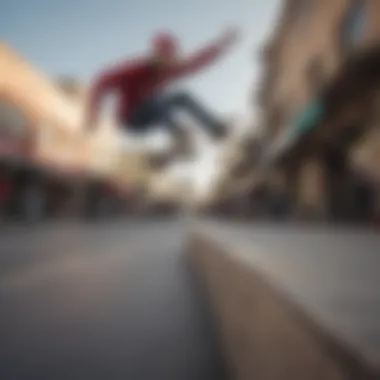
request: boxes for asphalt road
[200,219,380,366]
[1,217,379,378]
[0,218,227,380]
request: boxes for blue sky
[1,0,280,116]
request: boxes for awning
[293,99,325,134]
[262,99,326,165]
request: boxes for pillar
[295,156,328,220]
[323,147,352,222]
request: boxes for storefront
[0,98,40,221]
[0,44,132,221]
[263,45,380,223]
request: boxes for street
[1,218,379,379]
[0,218,227,380]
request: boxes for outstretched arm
[174,27,239,78]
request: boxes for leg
[128,94,184,138]
[164,92,226,139]
[127,94,192,159]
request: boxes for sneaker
[213,123,229,141]
[146,130,193,170]
[172,129,194,158]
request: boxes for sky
[1,0,281,197]
[1,0,280,115]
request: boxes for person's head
[151,32,180,67]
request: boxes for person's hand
[218,27,240,51]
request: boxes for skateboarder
[84,27,239,154]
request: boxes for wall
[258,0,380,220]
[0,43,145,187]
[260,0,348,142]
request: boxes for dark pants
[125,91,224,139]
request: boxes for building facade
[0,44,138,220]
[258,0,380,222]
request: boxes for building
[0,43,141,220]
[257,0,380,222]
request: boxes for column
[295,156,328,220]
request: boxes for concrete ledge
[187,233,379,380]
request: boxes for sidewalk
[189,220,380,379]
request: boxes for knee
[168,91,193,106]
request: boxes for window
[341,0,367,52]
[0,100,30,140]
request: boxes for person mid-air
[84,27,240,156]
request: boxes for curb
[187,233,379,380]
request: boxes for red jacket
[88,41,225,126]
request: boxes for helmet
[152,32,179,57]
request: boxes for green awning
[262,99,326,165]
[293,99,325,134]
